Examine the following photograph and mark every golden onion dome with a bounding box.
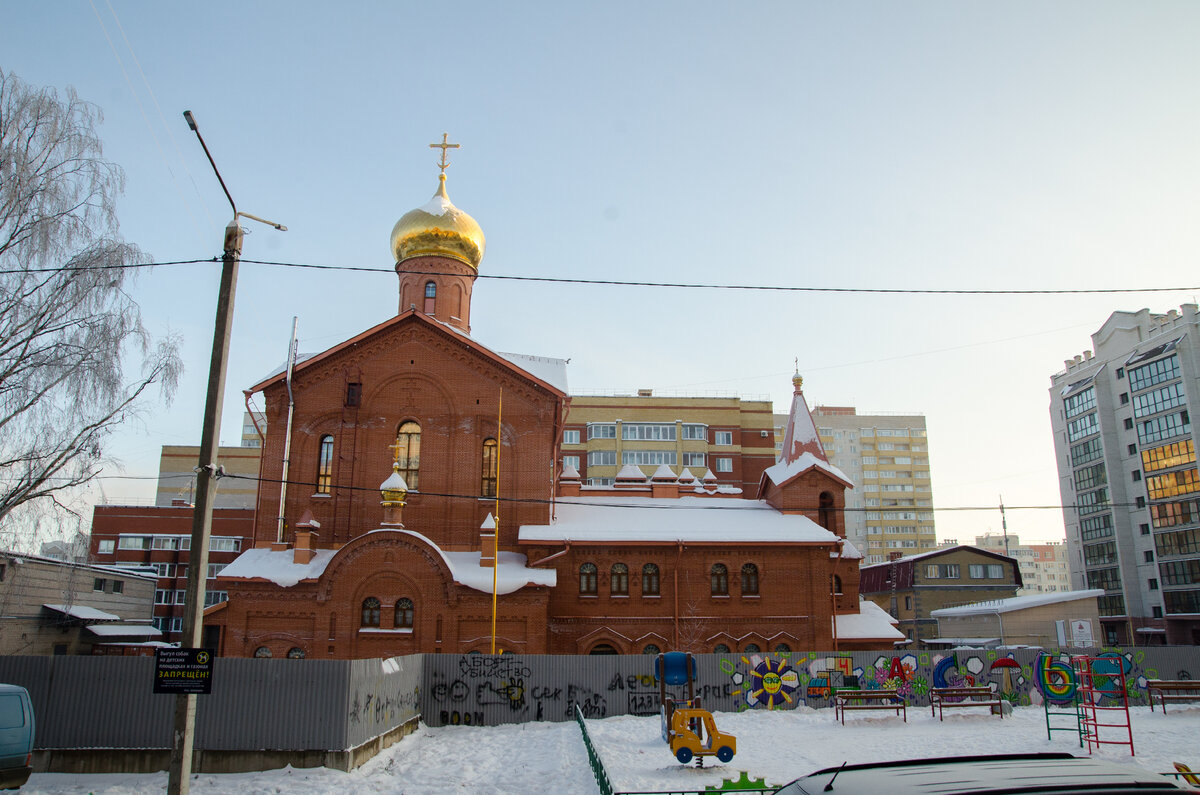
[390,174,485,269]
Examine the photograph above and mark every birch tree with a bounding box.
[0,69,181,539]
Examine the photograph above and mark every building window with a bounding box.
[711,564,729,596]
[1145,550,1155,563]
[904,595,912,610]
[345,381,362,407]
[743,643,761,653]
[1129,443,1138,455]
[587,423,616,440]
[395,421,421,490]
[925,564,960,579]
[1133,470,1142,482]
[831,574,842,595]
[93,578,105,592]
[119,536,151,550]
[714,644,731,654]
[579,563,597,595]
[714,431,733,446]
[395,597,414,628]
[287,647,305,659]
[774,643,792,653]
[643,644,661,655]
[642,564,660,596]
[361,597,381,628]
[563,455,580,471]
[611,563,628,596]
[316,435,334,493]
[169,617,183,633]
[682,424,707,440]
[1124,418,1134,430]
[622,423,676,441]
[741,563,759,595]
[481,438,498,497]
[254,646,272,658]
[111,580,123,594]
[587,450,617,467]
[716,457,733,473]
[1153,606,1163,618]
[204,591,227,607]
[682,452,706,467]
[1120,392,1129,405]
[210,537,240,552]
[207,563,226,579]
[819,492,835,531]
[423,280,436,313]
[563,429,580,445]
[97,539,115,555]
[1149,578,1159,590]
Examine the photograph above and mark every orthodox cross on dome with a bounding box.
[387,439,403,464]
[430,133,460,175]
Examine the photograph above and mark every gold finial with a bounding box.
[792,361,803,393]
[430,133,460,175]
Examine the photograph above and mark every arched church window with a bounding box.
[741,563,759,595]
[424,281,436,313]
[832,574,843,595]
[743,643,761,653]
[713,643,731,654]
[774,643,792,653]
[395,597,414,629]
[642,644,660,655]
[481,438,498,497]
[286,647,305,659]
[579,563,597,595]
[711,563,728,596]
[819,491,835,531]
[611,563,628,596]
[394,421,421,490]
[642,563,660,596]
[361,597,381,628]
[316,435,334,494]
[253,646,272,658]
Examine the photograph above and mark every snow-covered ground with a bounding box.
[22,705,1200,794]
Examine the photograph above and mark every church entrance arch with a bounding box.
[588,643,619,655]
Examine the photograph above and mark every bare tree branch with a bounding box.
[0,69,182,549]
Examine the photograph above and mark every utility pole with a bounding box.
[999,495,1010,558]
[168,111,285,795]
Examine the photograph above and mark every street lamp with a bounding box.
[167,110,285,795]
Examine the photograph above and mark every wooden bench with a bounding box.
[930,686,1003,720]
[1147,680,1200,712]
[833,689,906,724]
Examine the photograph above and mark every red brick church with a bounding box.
[204,149,902,657]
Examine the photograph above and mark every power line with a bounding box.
[5,257,1200,296]
[74,470,1114,514]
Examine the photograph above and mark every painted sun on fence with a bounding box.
[731,653,801,709]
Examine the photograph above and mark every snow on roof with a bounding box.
[931,589,1104,617]
[496,352,569,394]
[87,624,162,638]
[925,637,1002,646]
[43,604,120,621]
[651,464,676,480]
[219,547,338,587]
[834,599,905,641]
[520,497,841,544]
[561,462,580,478]
[218,531,555,595]
[762,452,852,489]
[419,191,453,216]
[860,545,965,570]
[616,464,646,480]
[835,538,862,559]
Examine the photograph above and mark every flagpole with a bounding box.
[491,389,502,654]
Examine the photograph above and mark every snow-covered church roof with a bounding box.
[218,530,555,595]
[519,497,841,544]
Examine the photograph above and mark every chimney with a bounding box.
[293,510,320,565]
[480,514,497,568]
[558,460,582,497]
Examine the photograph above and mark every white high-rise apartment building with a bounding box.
[776,407,936,564]
[1050,304,1200,646]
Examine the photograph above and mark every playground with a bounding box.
[20,702,1200,794]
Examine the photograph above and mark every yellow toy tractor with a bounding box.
[655,651,737,765]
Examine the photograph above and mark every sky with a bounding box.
[21,705,1200,792]
[6,2,1200,546]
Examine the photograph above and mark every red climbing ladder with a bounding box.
[1072,655,1134,756]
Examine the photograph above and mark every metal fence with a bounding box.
[2,645,1198,753]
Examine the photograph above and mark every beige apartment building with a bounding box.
[970,533,1071,596]
[563,391,777,491]
[154,411,265,509]
[775,407,935,564]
